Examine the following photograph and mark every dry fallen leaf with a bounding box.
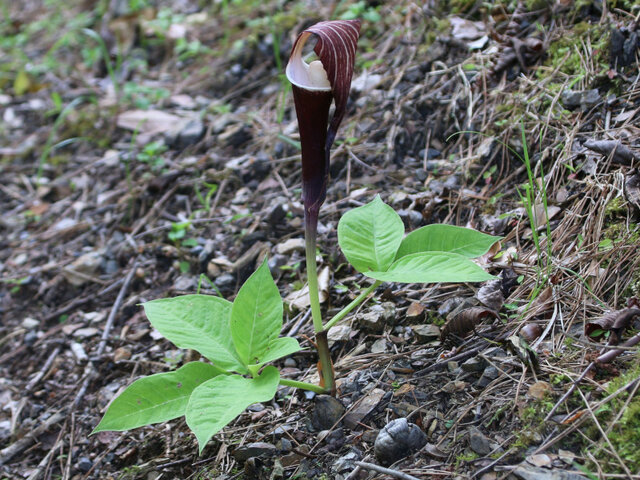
[285,266,330,310]
[585,307,640,343]
[440,307,499,341]
[116,109,190,142]
[450,16,485,40]
[528,381,552,400]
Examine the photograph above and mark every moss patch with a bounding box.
[586,363,640,473]
[540,22,609,80]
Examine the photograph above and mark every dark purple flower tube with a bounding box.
[286,20,361,217]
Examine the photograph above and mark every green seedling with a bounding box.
[194,181,218,211]
[137,140,167,171]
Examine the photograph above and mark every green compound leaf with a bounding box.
[92,362,222,433]
[397,224,501,259]
[365,252,494,284]
[338,195,404,273]
[231,260,283,366]
[143,295,246,374]
[186,366,280,454]
[258,336,302,366]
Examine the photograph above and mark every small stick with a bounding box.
[25,439,63,480]
[26,346,61,392]
[130,186,178,237]
[544,362,594,422]
[0,411,66,466]
[73,259,138,410]
[157,456,194,469]
[596,331,640,364]
[62,412,76,480]
[353,461,422,480]
[97,259,138,358]
[414,343,486,377]
[344,455,372,480]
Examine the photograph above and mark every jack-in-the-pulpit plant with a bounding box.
[286,19,361,393]
[93,20,502,455]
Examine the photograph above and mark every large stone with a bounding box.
[374,418,427,466]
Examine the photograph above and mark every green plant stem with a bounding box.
[304,212,334,394]
[305,224,324,334]
[323,280,381,331]
[279,378,328,394]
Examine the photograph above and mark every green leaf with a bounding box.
[92,362,222,433]
[365,252,494,284]
[258,336,302,365]
[186,366,280,453]
[397,225,501,259]
[143,295,246,373]
[338,195,404,273]
[231,260,283,366]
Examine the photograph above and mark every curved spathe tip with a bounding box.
[286,32,332,92]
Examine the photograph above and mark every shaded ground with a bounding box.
[1,0,640,479]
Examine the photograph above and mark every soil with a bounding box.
[1,1,640,479]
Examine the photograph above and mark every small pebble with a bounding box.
[232,442,276,462]
[23,331,38,346]
[70,342,88,361]
[469,427,492,455]
[310,395,345,430]
[214,273,235,289]
[21,317,39,330]
[76,456,93,473]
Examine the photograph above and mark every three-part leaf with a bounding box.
[92,362,222,433]
[186,366,280,453]
[143,295,246,374]
[338,195,404,273]
[231,260,300,366]
[365,252,494,284]
[396,224,501,259]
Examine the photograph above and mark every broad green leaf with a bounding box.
[365,252,494,284]
[186,366,280,453]
[143,295,245,374]
[338,195,404,273]
[257,336,302,366]
[397,224,501,259]
[92,362,222,433]
[231,260,283,366]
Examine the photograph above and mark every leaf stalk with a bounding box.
[323,280,381,331]
[279,378,328,394]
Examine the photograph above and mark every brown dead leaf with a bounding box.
[440,307,499,341]
[406,302,425,319]
[624,171,640,213]
[583,139,639,165]
[27,202,50,216]
[393,383,415,397]
[528,381,552,399]
[476,279,504,311]
[585,308,640,343]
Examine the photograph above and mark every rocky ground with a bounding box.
[1,0,640,479]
